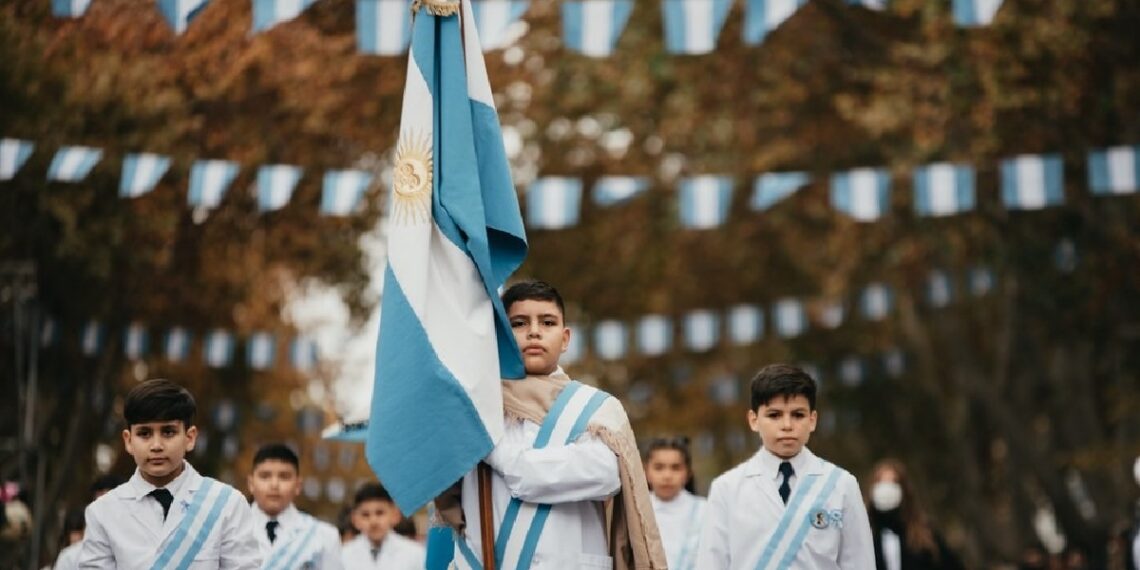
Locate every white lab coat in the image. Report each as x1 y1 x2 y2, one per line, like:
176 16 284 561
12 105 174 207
79 462 261 570
650 490 706 570
339 533 424 569
696 447 874 570
53 542 81 570
251 504 341 570
453 415 622 569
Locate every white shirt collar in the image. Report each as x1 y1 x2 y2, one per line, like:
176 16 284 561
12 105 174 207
746 446 816 480
650 489 695 513
252 502 301 528
123 461 194 500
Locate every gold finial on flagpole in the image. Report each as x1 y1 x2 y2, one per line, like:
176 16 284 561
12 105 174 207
411 0 460 17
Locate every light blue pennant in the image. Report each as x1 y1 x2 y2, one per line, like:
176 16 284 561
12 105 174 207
321 169 372 215
679 175 733 228
1000 153 1064 210
744 0 807 45
831 167 889 221
683 309 720 352
252 0 319 33
291 336 318 372
913 162 974 217
859 283 893 321
52 0 93 17
0 138 34 180
838 357 864 387
247 331 276 370
593 320 627 360
727 304 764 345
663 0 733 55
124 323 150 360
636 315 672 356
952 0 1003 27
256 164 302 212
773 298 805 338
969 266 995 296
471 0 530 51
526 177 582 229
164 327 192 362
120 153 171 198
81 320 104 356
1088 145 1139 195
927 270 953 308
188 159 239 208
356 0 413 55
751 172 809 210
204 329 234 367
157 0 210 34
47 146 102 182
593 175 649 206
562 0 634 58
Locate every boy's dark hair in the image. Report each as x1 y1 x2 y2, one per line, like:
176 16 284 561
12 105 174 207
252 443 300 471
646 435 697 494
89 474 123 497
124 379 196 428
353 482 394 508
750 364 818 411
336 505 358 537
502 280 565 317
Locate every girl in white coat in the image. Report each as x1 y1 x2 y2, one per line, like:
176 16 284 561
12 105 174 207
645 436 706 570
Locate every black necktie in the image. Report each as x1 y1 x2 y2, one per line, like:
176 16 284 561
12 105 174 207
149 488 174 521
371 547 381 561
778 461 794 505
266 520 279 543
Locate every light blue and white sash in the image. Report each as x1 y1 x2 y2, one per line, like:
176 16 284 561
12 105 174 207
673 497 705 570
262 515 321 570
752 462 843 570
149 478 235 570
457 381 611 570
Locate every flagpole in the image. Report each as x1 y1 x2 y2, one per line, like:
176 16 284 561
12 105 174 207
477 462 496 568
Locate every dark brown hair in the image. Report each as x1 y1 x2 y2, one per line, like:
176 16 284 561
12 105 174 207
645 435 697 494
123 379 196 428
868 458 938 557
749 364 818 411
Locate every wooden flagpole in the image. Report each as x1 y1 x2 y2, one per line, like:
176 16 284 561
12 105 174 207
477 462 496 569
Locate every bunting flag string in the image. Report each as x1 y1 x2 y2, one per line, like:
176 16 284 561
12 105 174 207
51 0 92 18
0 139 34 181
637 315 672 356
120 152 171 198
952 0 1004 27
562 0 634 58
47 146 102 183
593 175 649 206
744 0 807 45
356 0 414 56
594 319 628 360
752 172 809 211
189 159 240 209
663 0 733 55
157 0 210 34
679 175 733 229
728 304 764 345
257 164 303 212
470 0 530 51
1001 153 1064 210
1088 145 1139 196
252 0 319 33
321 169 372 215
526 176 582 229
831 167 890 221
913 162 975 217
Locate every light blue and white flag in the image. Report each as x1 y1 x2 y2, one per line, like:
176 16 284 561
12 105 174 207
81 320 104 356
157 0 210 33
291 336 318 372
257 164 302 212
120 153 171 198
252 0 318 33
593 175 649 206
927 270 953 308
357 0 414 55
52 0 92 17
124 323 149 360
744 0 806 45
366 0 529 515
471 0 529 50
1088 145 1139 195
40 318 58 348
728 304 764 345
860 283 893 321
831 167 890 221
563 323 584 364
969 266 995 296
47 146 102 182
164 327 191 362
679 175 733 228
684 309 720 352
773 297 805 338
247 332 276 370
1000 153 1064 210
952 0 1003 26
594 320 628 360
188 159 240 208
663 0 733 55
838 357 864 387
847 0 885 9
321 169 372 215
817 300 844 329
204 329 235 368
751 171 809 211
562 0 634 58
527 176 582 229
0 139 34 180
913 162 974 216
636 315 672 356
883 348 905 378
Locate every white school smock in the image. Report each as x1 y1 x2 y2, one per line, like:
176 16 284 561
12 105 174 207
79 462 261 570
339 533 424 569
650 489 706 570
53 541 82 570
454 414 622 569
695 447 874 570
251 504 341 570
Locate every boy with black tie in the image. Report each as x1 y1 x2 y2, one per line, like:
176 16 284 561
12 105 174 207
79 379 261 569
248 444 342 569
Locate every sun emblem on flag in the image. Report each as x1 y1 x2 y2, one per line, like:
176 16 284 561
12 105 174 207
392 131 433 225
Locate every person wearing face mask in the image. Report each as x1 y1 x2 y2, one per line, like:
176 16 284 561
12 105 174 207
866 459 962 570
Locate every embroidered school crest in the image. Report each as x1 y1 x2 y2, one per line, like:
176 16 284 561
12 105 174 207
392 132 433 226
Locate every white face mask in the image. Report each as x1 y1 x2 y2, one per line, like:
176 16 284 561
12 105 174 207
871 481 903 511
1133 457 1140 487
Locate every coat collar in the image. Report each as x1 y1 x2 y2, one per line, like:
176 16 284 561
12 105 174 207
742 446 821 479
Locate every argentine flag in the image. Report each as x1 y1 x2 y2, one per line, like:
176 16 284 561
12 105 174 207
257 164 302 212
252 0 318 33
831 167 890 221
594 320 628 360
663 0 733 55
953 0 1003 27
247 332 277 370
683 309 720 352
752 171 809 211
728 304 764 345
773 297 805 338
847 0 885 9
1088 145 1139 195
1000 153 1063 210
744 0 806 45
204 329 235 368
470 0 529 50
189 159 240 209
321 169 372 215
636 315 672 356
124 323 149 360
120 153 172 198
365 0 528 515
357 0 415 55
47 146 102 182
157 0 210 34
593 175 649 206
679 175 733 228
562 0 634 58
913 162 975 217
52 0 92 17
0 139 34 180
527 177 582 229
164 327 191 362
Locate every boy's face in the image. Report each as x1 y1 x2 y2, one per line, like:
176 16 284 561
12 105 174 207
122 420 197 486
748 395 817 459
248 459 301 517
352 498 395 544
508 299 569 376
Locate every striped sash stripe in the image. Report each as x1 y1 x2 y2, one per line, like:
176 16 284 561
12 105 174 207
753 462 841 570
264 516 320 570
150 478 234 570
